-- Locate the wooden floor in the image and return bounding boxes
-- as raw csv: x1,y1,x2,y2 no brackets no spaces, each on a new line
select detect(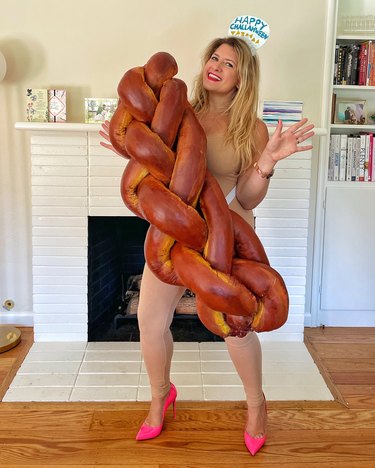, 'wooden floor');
0,327,374,467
